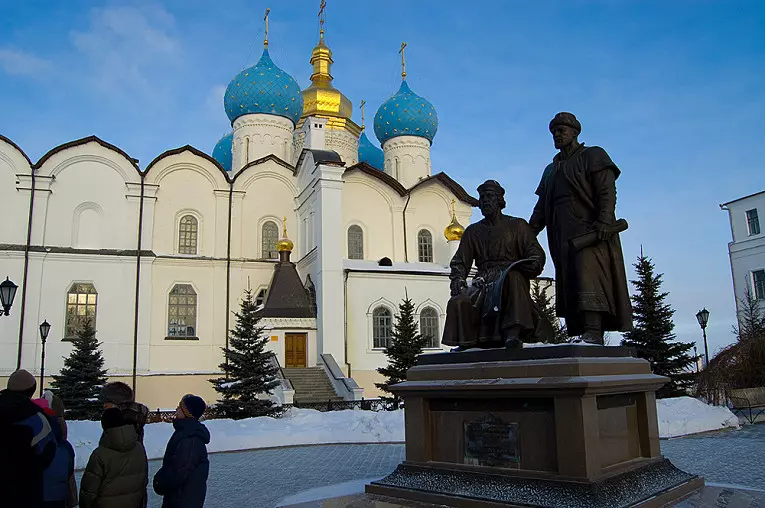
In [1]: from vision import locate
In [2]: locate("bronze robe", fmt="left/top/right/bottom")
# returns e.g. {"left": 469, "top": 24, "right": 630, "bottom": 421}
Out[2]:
{"left": 442, "top": 215, "right": 548, "bottom": 347}
{"left": 530, "top": 144, "right": 632, "bottom": 336}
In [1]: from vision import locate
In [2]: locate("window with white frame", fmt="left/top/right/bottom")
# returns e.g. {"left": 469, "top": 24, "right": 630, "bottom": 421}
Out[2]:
{"left": 372, "top": 306, "right": 392, "bottom": 348}
{"left": 65, "top": 283, "right": 97, "bottom": 338}
{"left": 419, "top": 306, "right": 440, "bottom": 348}
{"left": 167, "top": 284, "right": 197, "bottom": 338}
{"left": 262, "top": 221, "right": 279, "bottom": 259}
{"left": 418, "top": 229, "right": 433, "bottom": 262}
{"left": 255, "top": 287, "right": 268, "bottom": 307}
{"left": 754, "top": 270, "right": 765, "bottom": 300}
{"left": 348, "top": 225, "right": 364, "bottom": 260}
{"left": 178, "top": 215, "right": 198, "bottom": 255}
{"left": 746, "top": 209, "right": 761, "bottom": 236}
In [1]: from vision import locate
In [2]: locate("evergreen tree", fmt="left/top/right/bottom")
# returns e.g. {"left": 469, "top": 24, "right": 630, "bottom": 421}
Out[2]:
{"left": 531, "top": 280, "right": 568, "bottom": 344}
{"left": 376, "top": 294, "right": 429, "bottom": 404}
{"left": 621, "top": 253, "right": 696, "bottom": 398}
{"left": 51, "top": 320, "right": 108, "bottom": 420}
{"left": 733, "top": 284, "right": 765, "bottom": 341}
{"left": 210, "top": 289, "right": 282, "bottom": 419}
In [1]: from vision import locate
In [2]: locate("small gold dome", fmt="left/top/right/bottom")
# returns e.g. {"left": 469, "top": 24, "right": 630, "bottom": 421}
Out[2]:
{"left": 276, "top": 216, "right": 294, "bottom": 252}
{"left": 444, "top": 199, "right": 465, "bottom": 241}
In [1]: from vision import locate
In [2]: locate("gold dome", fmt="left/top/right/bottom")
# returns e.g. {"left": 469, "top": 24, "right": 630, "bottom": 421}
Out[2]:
{"left": 444, "top": 199, "right": 465, "bottom": 241}
{"left": 297, "top": 33, "right": 361, "bottom": 137}
{"left": 276, "top": 216, "right": 294, "bottom": 252}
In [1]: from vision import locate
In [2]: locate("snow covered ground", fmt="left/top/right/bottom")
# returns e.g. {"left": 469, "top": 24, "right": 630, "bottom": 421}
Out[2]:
{"left": 67, "top": 396, "right": 739, "bottom": 469}
{"left": 68, "top": 408, "right": 404, "bottom": 469}
{"left": 657, "top": 396, "right": 739, "bottom": 438}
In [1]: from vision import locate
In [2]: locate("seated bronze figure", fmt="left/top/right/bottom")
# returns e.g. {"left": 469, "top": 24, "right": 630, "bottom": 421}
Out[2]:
{"left": 442, "top": 180, "right": 552, "bottom": 351}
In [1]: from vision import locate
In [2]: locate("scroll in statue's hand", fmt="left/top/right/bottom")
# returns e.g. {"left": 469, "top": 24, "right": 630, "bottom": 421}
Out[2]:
{"left": 594, "top": 221, "right": 614, "bottom": 242}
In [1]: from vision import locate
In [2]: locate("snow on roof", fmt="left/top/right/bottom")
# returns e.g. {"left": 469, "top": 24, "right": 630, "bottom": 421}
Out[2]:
{"left": 343, "top": 259, "right": 450, "bottom": 274}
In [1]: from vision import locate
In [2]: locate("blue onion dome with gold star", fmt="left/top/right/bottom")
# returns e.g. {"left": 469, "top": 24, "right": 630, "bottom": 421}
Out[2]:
{"left": 358, "top": 132, "right": 384, "bottom": 170}
{"left": 224, "top": 49, "right": 303, "bottom": 126}
{"left": 212, "top": 131, "right": 233, "bottom": 172}
{"left": 374, "top": 80, "right": 438, "bottom": 146}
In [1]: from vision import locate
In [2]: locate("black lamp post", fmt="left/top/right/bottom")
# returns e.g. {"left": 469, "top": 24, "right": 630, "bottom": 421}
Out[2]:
{"left": 0, "top": 277, "right": 19, "bottom": 316}
{"left": 39, "top": 320, "right": 51, "bottom": 397}
{"left": 695, "top": 308, "right": 710, "bottom": 369}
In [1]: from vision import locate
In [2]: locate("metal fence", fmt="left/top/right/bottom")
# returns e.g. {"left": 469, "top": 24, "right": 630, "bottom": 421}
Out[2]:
{"left": 146, "top": 398, "right": 396, "bottom": 423}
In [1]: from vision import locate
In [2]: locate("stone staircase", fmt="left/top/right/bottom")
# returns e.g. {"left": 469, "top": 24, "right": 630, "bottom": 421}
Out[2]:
{"left": 282, "top": 367, "right": 343, "bottom": 405}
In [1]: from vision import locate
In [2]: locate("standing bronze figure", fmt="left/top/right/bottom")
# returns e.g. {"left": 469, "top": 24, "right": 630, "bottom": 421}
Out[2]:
{"left": 443, "top": 180, "right": 552, "bottom": 351}
{"left": 530, "top": 112, "right": 632, "bottom": 344}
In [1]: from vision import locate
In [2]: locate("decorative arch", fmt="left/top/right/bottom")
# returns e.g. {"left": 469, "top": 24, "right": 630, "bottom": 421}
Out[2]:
{"left": 235, "top": 168, "right": 298, "bottom": 197}
{"left": 343, "top": 175, "right": 398, "bottom": 208}
{"left": 144, "top": 145, "right": 230, "bottom": 184}
{"left": 148, "top": 161, "right": 228, "bottom": 189}
{"left": 415, "top": 298, "right": 445, "bottom": 316}
{"left": 34, "top": 135, "right": 140, "bottom": 175}
{"left": 71, "top": 201, "right": 104, "bottom": 248}
{"left": 366, "top": 297, "right": 396, "bottom": 316}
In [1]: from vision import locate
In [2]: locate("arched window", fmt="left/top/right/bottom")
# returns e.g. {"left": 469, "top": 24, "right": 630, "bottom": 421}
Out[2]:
{"left": 168, "top": 284, "right": 197, "bottom": 338}
{"left": 65, "top": 283, "right": 97, "bottom": 339}
{"left": 262, "top": 221, "right": 279, "bottom": 259}
{"left": 178, "top": 215, "right": 198, "bottom": 255}
{"left": 348, "top": 225, "right": 364, "bottom": 260}
{"left": 372, "top": 306, "right": 392, "bottom": 349}
{"left": 419, "top": 307, "right": 440, "bottom": 348}
{"left": 418, "top": 229, "right": 433, "bottom": 262}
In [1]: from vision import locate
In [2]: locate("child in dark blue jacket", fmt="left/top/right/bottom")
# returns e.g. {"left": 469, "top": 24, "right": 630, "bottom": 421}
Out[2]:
{"left": 153, "top": 394, "right": 210, "bottom": 508}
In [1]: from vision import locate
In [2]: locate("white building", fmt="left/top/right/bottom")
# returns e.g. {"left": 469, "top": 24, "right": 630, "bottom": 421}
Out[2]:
{"left": 721, "top": 190, "right": 765, "bottom": 320}
{"left": 0, "top": 25, "right": 477, "bottom": 409}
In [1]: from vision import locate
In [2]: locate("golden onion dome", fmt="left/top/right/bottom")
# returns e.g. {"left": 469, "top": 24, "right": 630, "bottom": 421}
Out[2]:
{"left": 444, "top": 199, "right": 465, "bottom": 241}
{"left": 298, "top": 33, "right": 360, "bottom": 136}
{"left": 276, "top": 216, "right": 294, "bottom": 252}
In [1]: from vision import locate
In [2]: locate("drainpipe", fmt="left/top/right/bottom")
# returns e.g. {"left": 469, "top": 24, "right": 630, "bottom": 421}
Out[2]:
{"left": 402, "top": 194, "right": 411, "bottom": 263}
{"left": 343, "top": 269, "right": 350, "bottom": 377}
{"left": 131, "top": 172, "right": 145, "bottom": 393}
{"left": 16, "top": 166, "right": 36, "bottom": 369}
{"left": 225, "top": 180, "right": 233, "bottom": 371}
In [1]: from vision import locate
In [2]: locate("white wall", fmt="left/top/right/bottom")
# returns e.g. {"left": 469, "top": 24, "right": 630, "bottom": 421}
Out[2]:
{"left": 725, "top": 192, "right": 765, "bottom": 316}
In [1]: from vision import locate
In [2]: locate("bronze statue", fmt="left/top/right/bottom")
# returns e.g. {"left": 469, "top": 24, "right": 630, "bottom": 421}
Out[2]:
{"left": 529, "top": 112, "right": 632, "bottom": 344}
{"left": 442, "top": 180, "right": 552, "bottom": 351}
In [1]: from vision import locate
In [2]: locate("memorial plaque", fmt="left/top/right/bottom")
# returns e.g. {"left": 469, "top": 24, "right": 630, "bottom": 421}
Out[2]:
{"left": 463, "top": 413, "right": 520, "bottom": 467}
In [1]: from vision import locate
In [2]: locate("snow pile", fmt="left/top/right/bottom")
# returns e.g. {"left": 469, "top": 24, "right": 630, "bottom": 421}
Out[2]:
{"left": 68, "top": 397, "right": 741, "bottom": 468}
{"left": 657, "top": 396, "right": 739, "bottom": 438}
{"left": 68, "top": 408, "right": 404, "bottom": 469}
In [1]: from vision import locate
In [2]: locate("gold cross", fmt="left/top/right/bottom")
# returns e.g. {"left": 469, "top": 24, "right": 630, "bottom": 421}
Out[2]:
{"left": 399, "top": 42, "right": 407, "bottom": 79}
{"left": 319, "top": 0, "right": 327, "bottom": 39}
{"left": 360, "top": 100, "right": 366, "bottom": 130}
{"left": 282, "top": 216, "right": 288, "bottom": 236}
{"left": 263, "top": 8, "right": 270, "bottom": 48}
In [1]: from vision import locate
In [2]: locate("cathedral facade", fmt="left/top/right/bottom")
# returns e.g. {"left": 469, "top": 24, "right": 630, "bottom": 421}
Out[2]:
{"left": 0, "top": 23, "right": 476, "bottom": 409}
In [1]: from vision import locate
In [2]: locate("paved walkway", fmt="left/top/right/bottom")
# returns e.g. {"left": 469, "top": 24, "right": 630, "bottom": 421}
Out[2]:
{"left": 75, "top": 424, "right": 765, "bottom": 507}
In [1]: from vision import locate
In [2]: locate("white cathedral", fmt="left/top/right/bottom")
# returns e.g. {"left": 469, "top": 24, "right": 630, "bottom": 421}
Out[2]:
{"left": 0, "top": 20, "right": 478, "bottom": 409}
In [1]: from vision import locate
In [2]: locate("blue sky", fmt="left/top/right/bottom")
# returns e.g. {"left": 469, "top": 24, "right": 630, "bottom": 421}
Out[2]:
{"left": 1, "top": 1, "right": 763, "bottom": 355}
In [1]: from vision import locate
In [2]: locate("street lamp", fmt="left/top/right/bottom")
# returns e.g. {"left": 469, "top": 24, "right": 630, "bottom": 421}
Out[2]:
{"left": 695, "top": 308, "right": 710, "bottom": 369}
{"left": 0, "top": 277, "right": 19, "bottom": 316}
{"left": 39, "top": 320, "right": 51, "bottom": 397}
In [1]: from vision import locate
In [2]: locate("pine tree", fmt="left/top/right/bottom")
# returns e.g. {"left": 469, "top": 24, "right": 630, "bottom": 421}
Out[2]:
{"left": 531, "top": 280, "right": 568, "bottom": 344}
{"left": 210, "top": 289, "right": 282, "bottom": 419}
{"left": 376, "top": 294, "right": 429, "bottom": 404}
{"left": 51, "top": 320, "right": 108, "bottom": 420}
{"left": 733, "top": 284, "right": 765, "bottom": 341}
{"left": 621, "top": 254, "right": 696, "bottom": 398}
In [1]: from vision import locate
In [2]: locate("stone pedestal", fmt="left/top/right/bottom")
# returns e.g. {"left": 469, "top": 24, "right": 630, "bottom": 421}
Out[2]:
{"left": 366, "top": 346, "right": 703, "bottom": 507}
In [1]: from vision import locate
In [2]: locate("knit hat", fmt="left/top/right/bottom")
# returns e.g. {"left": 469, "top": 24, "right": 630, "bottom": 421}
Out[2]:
{"left": 179, "top": 394, "right": 206, "bottom": 420}
{"left": 549, "top": 112, "right": 581, "bottom": 134}
{"left": 101, "top": 407, "right": 125, "bottom": 430}
{"left": 7, "top": 369, "right": 36, "bottom": 393}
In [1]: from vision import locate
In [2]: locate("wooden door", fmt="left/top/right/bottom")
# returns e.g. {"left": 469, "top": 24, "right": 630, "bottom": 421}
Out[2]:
{"left": 285, "top": 333, "right": 307, "bottom": 368}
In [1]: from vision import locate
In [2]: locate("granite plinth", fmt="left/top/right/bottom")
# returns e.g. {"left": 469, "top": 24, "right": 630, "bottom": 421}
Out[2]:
{"left": 416, "top": 345, "right": 636, "bottom": 366}
{"left": 372, "top": 353, "right": 702, "bottom": 506}
{"left": 367, "top": 459, "right": 702, "bottom": 508}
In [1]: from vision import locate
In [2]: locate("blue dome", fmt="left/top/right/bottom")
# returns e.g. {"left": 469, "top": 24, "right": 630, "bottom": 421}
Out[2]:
{"left": 224, "top": 49, "right": 303, "bottom": 125}
{"left": 212, "top": 131, "right": 233, "bottom": 172}
{"left": 358, "top": 132, "right": 384, "bottom": 170}
{"left": 373, "top": 80, "right": 438, "bottom": 146}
